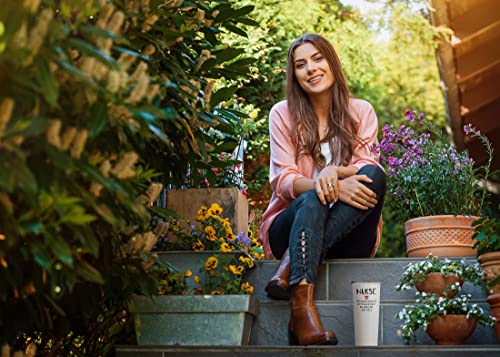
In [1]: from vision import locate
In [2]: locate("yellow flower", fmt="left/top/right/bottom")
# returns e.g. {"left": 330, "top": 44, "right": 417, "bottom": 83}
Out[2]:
{"left": 196, "top": 205, "right": 208, "bottom": 221}
{"left": 194, "top": 275, "right": 200, "bottom": 283}
{"left": 184, "top": 269, "right": 192, "bottom": 277}
{"left": 241, "top": 282, "right": 254, "bottom": 294}
{"left": 204, "top": 226, "right": 216, "bottom": 235}
{"left": 211, "top": 290, "right": 223, "bottom": 295}
{"left": 192, "top": 240, "right": 205, "bottom": 251}
{"left": 204, "top": 256, "right": 218, "bottom": 271}
{"left": 204, "top": 226, "right": 217, "bottom": 241}
{"left": 220, "top": 218, "right": 231, "bottom": 228}
{"left": 247, "top": 229, "right": 254, "bottom": 238}
{"left": 229, "top": 265, "right": 244, "bottom": 275}
{"left": 208, "top": 203, "right": 223, "bottom": 217}
{"left": 206, "top": 233, "right": 217, "bottom": 242}
{"left": 220, "top": 242, "right": 233, "bottom": 253}
{"left": 225, "top": 231, "right": 235, "bottom": 242}
{"left": 239, "top": 256, "right": 254, "bottom": 268}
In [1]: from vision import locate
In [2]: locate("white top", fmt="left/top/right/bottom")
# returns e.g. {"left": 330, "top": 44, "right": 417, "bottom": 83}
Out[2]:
{"left": 313, "top": 142, "right": 338, "bottom": 178}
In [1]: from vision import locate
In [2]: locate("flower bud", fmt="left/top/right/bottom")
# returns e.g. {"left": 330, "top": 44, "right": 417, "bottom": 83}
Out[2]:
{"left": 46, "top": 119, "right": 62, "bottom": 148}
{"left": 0, "top": 97, "right": 15, "bottom": 136}
{"left": 70, "top": 129, "right": 89, "bottom": 159}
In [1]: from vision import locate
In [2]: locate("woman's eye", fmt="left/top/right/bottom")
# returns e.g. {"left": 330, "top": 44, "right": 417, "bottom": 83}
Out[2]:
{"left": 314, "top": 57, "right": 323, "bottom": 62}
{"left": 296, "top": 63, "right": 305, "bottom": 69}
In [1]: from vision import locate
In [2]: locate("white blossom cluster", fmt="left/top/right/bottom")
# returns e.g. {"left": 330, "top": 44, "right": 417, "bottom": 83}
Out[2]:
{"left": 395, "top": 253, "right": 484, "bottom": 291}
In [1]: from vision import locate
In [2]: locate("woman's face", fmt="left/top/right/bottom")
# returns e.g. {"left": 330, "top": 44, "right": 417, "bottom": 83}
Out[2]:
{"left": 292, "top": 42, "right": 334, "bottom": 98}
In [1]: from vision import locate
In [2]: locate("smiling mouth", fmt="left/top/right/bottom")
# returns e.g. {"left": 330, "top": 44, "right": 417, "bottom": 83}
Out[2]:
{"left": 308, "top": 75, "right": 323, "bottom": 84}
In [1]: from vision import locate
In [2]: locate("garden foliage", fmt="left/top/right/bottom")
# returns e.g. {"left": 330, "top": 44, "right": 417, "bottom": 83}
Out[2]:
{"left": 0, "top": 0, "right": 254, "bottom": 354}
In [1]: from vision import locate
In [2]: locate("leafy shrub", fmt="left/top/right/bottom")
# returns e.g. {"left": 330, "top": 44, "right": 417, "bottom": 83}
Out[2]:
{"left": 0, "top": 0, "right": 255, "bottom": 354}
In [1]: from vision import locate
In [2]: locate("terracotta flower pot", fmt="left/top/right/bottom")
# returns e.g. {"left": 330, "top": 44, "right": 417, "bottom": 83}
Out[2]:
{"left": 478, "top": 251, "right": 500, "bottom": 294}
{"left": 415, "top": 272, "right": 463, "bottom": 298}
{"left": 486, "top": 292, "right": 500, "bottom": 343}
{"left": 426, "top": 315, "right": 477, "bottom": 345}
{"left": 405, "top": 215, "right": 478, "bottom": 257}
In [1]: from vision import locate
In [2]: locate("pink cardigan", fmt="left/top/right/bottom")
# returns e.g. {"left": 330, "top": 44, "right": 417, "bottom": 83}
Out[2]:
{"left": 259, "top": 98, "right": 384, "bottom": 258}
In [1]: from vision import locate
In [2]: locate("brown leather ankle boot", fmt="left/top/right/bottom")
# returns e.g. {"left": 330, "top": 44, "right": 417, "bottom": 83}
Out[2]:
{"left": 288, "top": 283, "right": 338, "bottom": 346}
{"left": 265, "top": 249, "right": 290, "bottom": 300}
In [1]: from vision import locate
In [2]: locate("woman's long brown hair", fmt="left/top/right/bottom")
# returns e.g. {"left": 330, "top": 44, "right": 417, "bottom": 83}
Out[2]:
{"left": 287, "top": 33, "right": 359, "bottom": 169}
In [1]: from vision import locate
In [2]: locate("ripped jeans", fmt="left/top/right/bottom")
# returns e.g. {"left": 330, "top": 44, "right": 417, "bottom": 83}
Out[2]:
{"left": 268, "top": 165, "right": 386, "bottom": 286}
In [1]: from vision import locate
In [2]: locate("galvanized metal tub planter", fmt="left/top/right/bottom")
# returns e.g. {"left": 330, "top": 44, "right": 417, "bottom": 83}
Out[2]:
{"left": 131, "top": 294, "right": 258, "bottom": 346}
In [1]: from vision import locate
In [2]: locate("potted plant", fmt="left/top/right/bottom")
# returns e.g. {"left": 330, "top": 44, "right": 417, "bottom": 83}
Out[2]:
{"left": 472, "top": 214, "right": 500, "bottom": 342}
{"left": 396, "top": 255, "right": 495, "bottom": 345}
{"left": 395, "top": 254, "right": 484, "bottom": 298}
{"left": 397, "top": 292, "right": 495, "bottom": 345}
{"left": 131, "top": 202, "right": 264, "bottom": 346}
{"left": 374, "top": 110, "right": 494, "bottom": 257}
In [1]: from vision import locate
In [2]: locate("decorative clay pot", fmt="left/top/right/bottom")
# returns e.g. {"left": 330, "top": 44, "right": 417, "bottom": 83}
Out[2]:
{"left": 405, "top": 215, "right": 478, "bottom": 257}
{"left": 478, "top": 251, "right": 500, "bottom": 294}
{"left": 486, "top": 293, "right": 500, "bottom": 343}
{"left": 415, "top": 272, "right": 463, "bottom": 298}
{"left": 426, "top": 315, "right": 477, "bottom": 345}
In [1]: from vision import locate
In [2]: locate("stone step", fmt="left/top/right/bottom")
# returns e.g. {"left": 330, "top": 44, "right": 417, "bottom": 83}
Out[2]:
{"left": 246, "top": 257, "right": 496, "bottom": 346}
{"left": 115, "top": 345, "right": 500, "bottom": 356}
{"left": 250, "top": 300, "right": 497, "bottom": 346}
{"left": 140, "top": 255, "right": 497, "bottom": 347}
{"left": 246, "top": 257, "right": 486, "bottom": 303}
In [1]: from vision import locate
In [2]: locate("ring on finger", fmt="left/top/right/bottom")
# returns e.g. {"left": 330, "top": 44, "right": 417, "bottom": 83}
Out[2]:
{"left": 327, "top": 182, "right": 333, "bottom": 188}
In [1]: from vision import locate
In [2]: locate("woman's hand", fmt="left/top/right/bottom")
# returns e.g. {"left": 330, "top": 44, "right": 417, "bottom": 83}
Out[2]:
{"left": 338, "top": 175, "right": 378, "bottom": 210}
{"left": 315, "top": 166, "right": 339, "bottom": 205}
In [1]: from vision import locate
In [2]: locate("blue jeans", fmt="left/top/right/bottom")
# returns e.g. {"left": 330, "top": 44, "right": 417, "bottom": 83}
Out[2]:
{"left": 269, "top": 165, "right": 386, "bottom": 286}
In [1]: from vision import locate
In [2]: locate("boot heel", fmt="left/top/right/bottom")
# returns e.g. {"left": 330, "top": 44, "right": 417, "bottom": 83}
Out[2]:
{"left": 265, "top": 281, "right": 290, "bottom": 300}
{"left": 288, "top": 329, "right": 299, "bottom": 345}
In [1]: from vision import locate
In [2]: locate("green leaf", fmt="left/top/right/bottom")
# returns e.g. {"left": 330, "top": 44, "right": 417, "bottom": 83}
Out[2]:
{"left": 214, "top": 5, "right": 235, "bottom": 22}
{"left": 65, "top": 38, "right": 119, "bottom": 70}
{"left": 148, "top": 124, "right": 172, "bottom": 146}
{"left": 210, "top": 85, "right": 239, "bottom": 107}
{"left": 35, "top": 57, "right": 59, "bottom": 107}
{"left": 212, "top": 48, "right": 245, "bottom": 64}
{"left": 31, "top": 241, "right": 52, "bottom": 270}
{"left": 236, "top": 17, "right": 259, "bottom": 27}
{"left": 74, "top": 160, "right": 122, "bottom": 191}
{"left": 55, "top": 59, "right": 95, "bottom": 84}
{"left": 133, "top": 109, "right": 156, "bottom": 124}
{"left": 88, "top": 101, "right": 108, "bottom": 139}
{"left": 232, "top": 5, "right": 255, "bottom": 17}
{"left": 79, "top": 24, "right": 119, "bottom": 41}
{"left": 22, "top": 222, "right": 44, "bottom": 235}
{"left": 224, "top": 24, "right": 248, "bottom": 38}
{"left": 0, "top": 153, "right": 37, "bottom": 194}
{"left": 4, "top": 117, "right": 47, "bottom": 138}
{"left": 53, "top": 196, "right": 81, "bottom": 207}
{"left": 62, "top": 210, "right": 96, "bottom": 225}
{"left": 79, "top": 227, "right": 99, "bottom": 257}
{"left": 114, "top": 46, "right": 148, "bottom": 61}
{"left": 75, "top": 259, "right": 104, "bottom": 284}
{"left": 226, "top": 57, "right": 256, "bottom": 68}
{"left": 45, "top": 234, "right": 73, "bottom": 266}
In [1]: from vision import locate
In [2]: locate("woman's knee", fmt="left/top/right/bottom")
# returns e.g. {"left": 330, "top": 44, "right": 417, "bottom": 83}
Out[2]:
{"left": 357, "top": 165, "right": 386, "bottom": 196}
{"left": 295, "top": 189, "right": 323, "bottom": 210}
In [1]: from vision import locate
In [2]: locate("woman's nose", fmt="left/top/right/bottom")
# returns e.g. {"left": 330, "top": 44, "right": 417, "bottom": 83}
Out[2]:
{"left": 307, "top": 61, "right": 317, "bottom": 73}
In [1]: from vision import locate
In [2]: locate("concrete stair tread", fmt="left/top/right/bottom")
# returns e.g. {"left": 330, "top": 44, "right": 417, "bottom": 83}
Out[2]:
{"left": 115, "top": 345, "right": 500, "bottom": 356}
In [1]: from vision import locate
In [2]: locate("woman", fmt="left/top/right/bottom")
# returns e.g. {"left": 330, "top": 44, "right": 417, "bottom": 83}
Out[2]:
{"left": 258, "top": 34, "right": 386, "bottom": 346}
